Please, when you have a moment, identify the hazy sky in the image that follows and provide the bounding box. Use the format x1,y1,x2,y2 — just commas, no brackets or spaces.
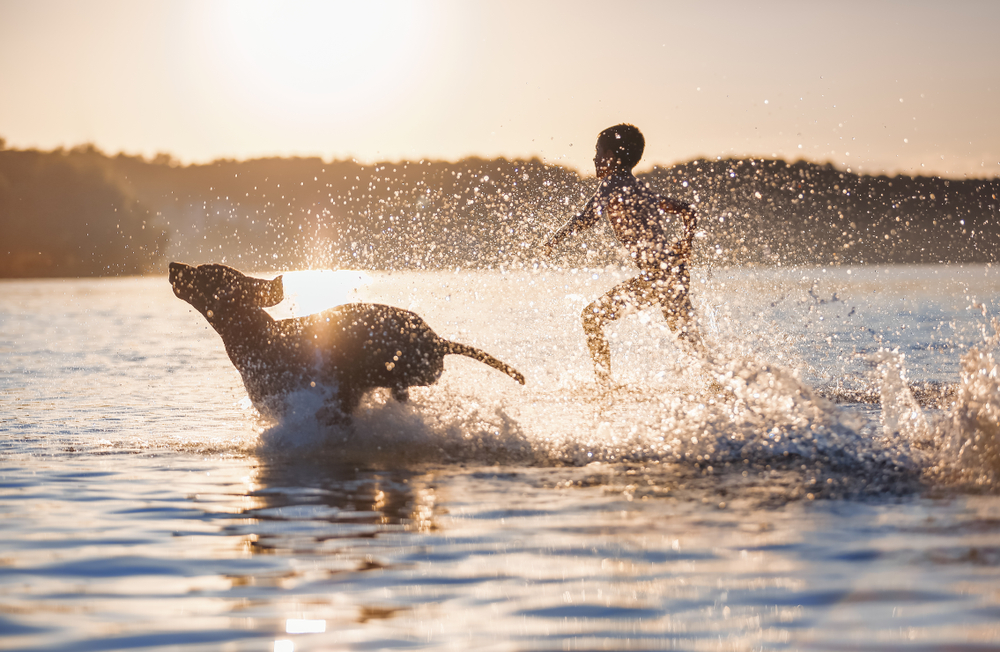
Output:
1,0,998,178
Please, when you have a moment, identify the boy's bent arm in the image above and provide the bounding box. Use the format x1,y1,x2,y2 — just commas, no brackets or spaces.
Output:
658,197,696,223
543,198,602,250
658,197,696,235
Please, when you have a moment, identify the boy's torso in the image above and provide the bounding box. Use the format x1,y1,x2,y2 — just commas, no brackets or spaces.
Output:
593,173,684,269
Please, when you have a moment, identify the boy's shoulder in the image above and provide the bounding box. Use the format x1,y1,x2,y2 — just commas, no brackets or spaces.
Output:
598,171,662,202
598,171,644,194
598,174,693,216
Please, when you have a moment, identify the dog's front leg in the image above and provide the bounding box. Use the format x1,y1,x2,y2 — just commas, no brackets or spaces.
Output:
335,385,364,417
313,383,360,427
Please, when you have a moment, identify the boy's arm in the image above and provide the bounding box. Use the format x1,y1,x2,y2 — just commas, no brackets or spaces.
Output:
542,197,602,253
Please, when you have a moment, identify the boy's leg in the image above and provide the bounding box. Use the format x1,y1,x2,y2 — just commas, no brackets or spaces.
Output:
658,266,706,353
581,275,660,382
581,308,612,382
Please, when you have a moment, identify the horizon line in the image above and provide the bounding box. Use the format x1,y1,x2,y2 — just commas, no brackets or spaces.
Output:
2,138,997,183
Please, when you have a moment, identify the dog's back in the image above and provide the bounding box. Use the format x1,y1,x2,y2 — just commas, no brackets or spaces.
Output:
297,303,446,388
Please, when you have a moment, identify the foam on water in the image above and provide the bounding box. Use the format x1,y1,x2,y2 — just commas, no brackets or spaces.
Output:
257,386,536,465
247,357,907,502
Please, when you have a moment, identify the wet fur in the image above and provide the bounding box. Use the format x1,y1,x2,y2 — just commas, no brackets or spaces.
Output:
169,262,525,422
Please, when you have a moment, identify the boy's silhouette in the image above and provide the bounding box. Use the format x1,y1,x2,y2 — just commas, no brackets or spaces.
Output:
542,123,704,383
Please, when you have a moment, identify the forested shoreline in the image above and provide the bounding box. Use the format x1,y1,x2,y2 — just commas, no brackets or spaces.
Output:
1,140,997,277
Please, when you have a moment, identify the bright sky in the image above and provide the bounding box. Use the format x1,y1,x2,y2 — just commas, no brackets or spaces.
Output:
1,0,998,178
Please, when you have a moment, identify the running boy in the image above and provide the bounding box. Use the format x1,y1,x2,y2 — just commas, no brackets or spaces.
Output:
542,123,703,382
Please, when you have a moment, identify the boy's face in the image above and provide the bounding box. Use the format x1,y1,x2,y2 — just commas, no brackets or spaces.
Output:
594,143,620,179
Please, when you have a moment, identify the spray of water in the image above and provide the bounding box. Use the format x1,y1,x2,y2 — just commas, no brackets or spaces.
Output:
108,149,997,503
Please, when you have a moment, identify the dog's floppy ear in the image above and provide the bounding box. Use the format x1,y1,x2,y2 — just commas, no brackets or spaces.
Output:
227,275,283,307
259,275,284,307
218,271,283,307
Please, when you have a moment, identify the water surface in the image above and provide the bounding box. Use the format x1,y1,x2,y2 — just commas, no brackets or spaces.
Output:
2,266,1000,650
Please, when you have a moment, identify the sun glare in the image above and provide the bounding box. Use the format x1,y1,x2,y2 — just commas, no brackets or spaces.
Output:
210,1,429,120
269,269,372,319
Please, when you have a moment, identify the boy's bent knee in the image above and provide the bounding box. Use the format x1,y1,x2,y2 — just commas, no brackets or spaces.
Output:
581,303,605,333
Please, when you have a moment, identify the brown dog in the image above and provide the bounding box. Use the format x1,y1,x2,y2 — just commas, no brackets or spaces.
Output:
169,262,525,422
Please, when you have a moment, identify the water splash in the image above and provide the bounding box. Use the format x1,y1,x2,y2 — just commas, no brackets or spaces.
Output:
256,386,537,466
247,345,933,504
940,316,1000,486
860,312,1000,492
872,349,931,442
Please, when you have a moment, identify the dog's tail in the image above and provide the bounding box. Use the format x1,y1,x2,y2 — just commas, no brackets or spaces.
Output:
441,341,526,385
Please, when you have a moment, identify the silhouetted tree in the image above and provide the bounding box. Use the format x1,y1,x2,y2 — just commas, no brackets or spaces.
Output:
0,146,166,277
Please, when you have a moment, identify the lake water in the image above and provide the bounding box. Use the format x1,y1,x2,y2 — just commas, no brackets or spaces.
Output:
2,265,1000,651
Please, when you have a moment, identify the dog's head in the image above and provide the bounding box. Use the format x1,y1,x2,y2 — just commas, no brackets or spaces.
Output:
169,262,283,320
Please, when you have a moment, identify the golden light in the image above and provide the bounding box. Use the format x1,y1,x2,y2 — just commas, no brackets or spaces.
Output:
285,619,326,634
270,269,372,319
208,1,431,122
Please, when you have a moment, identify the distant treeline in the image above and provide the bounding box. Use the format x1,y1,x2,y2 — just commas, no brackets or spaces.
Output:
1,139,998,277
0,142,166,277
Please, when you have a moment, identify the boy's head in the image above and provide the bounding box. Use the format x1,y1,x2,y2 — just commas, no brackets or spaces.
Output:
595,124,644,176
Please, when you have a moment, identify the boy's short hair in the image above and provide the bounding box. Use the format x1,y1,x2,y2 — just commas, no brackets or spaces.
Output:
597,124,645,169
